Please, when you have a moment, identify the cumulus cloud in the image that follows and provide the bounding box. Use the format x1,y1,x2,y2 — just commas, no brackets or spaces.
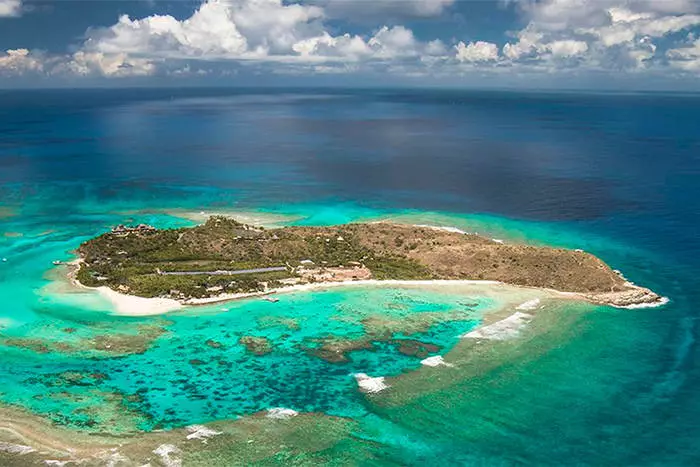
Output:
0,48,156,78
667,35,700,70
455,41,499,62
3,0,700,81
292,32,371,60
82,0,322,59
75,0,446,73
0,0,21,17
293,25,446,64
368,26,420,58
547,40,588,57
581,10,700,47
315,0,455,20
503,27,544,60
503,0,700,70
517,0,611,31
0,0,451,79
58,51,157,77
0,49,44,75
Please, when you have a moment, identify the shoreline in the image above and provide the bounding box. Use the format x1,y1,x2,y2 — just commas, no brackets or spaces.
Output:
182,279,503,305
65,259,182,316
164,208,302,228
65,217,669,317
68,262,668,316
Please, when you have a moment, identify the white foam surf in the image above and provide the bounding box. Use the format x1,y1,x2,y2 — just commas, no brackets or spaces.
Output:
185,425,222,441
420,355,454,367
516,298,541,311
461,311,533,340
266,407,299,419
615,296,670,309
354,373,389,393
413,224,469,235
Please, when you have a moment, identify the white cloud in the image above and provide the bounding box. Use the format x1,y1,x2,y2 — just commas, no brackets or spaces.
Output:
503,0,700,71
316,0,454,19
455,41,499,62
628,36,657,66
584,12,700,47
226,0,325,55
516,0,612,31
667,36,700,70
503,27,546,60
0,49,43,75
292,25,445,62
75,0,445,73
368,26,419,58
547,39,588,57
608,7,653,24
82,0,324,59
402,0,455,17
0,49,156,79
0,0,450,79
292,32,371,60
58,51,157,77
425,39,448,57
3,0,700,82
0,0,21,17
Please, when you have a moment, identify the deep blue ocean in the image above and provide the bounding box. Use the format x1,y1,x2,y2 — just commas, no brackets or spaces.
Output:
1,88,699,465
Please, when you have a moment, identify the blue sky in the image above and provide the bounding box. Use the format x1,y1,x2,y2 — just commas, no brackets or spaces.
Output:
2,0,700,89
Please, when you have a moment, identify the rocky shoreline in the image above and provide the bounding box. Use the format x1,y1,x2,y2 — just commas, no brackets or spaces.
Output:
581,286,668,309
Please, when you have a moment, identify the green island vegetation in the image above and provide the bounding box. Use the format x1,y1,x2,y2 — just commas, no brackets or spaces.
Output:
75,216,661,307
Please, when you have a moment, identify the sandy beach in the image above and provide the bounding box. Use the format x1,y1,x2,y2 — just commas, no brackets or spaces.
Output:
99,279,506,316
95,286,183,316
66,216,668,316
63,254,513,316
64,252,667,317
74,276,667,317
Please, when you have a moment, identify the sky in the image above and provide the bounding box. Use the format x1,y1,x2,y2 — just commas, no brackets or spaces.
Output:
1,0,700,89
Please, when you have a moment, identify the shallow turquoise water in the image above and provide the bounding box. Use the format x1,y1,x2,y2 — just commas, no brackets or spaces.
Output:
0,198,658,438
1,286,490,430
1,205,501,431
0,197,675,429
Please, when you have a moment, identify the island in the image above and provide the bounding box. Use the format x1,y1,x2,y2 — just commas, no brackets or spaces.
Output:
73,216,664,309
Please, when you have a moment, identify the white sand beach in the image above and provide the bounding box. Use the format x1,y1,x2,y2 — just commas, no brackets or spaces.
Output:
99,279,505,316
96,286,183,316
65,274,668,317
183,279,503,304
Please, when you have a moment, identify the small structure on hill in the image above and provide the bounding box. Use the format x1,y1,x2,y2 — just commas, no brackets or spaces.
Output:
111,224,157,235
